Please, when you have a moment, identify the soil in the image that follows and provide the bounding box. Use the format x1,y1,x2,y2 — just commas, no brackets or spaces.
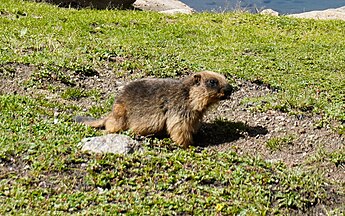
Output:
1,62,344,185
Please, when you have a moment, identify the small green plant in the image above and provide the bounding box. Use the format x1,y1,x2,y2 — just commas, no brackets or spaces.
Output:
0,65,16,77
329,150,345,167
61,87,101,101
266,135,295,151
61,87,87,100
275,169,326,210
337,124,345,136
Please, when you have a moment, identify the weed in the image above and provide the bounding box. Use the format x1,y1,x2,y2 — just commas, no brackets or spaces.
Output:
61,87,86,100
266,135,295,151
329,150,345,167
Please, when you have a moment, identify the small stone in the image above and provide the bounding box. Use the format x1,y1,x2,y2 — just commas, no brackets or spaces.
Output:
245,102,254,108
97,187,106,194
296,114,305,120
276,116,285,121
80,134,141,154
299,129,306,134
260,9,279,16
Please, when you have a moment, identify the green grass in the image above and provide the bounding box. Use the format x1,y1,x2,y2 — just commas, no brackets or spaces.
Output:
1,0,344,121
265,135,295,151
0,0,344,214
0,96,330,214
61,87,100,100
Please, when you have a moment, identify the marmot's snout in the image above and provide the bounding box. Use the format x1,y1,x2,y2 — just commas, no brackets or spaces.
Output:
220,84,234,100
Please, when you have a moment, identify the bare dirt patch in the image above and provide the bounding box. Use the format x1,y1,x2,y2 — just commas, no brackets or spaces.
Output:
1,63,344,185
0,63,122,108
202,79,344,185
0,63,34,95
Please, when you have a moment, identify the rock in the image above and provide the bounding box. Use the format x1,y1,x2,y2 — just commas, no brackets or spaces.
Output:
80,134,141,154
288,6,345,21
134,0,194,14
160,9,193,15
43,0,136,9
260,9,279,16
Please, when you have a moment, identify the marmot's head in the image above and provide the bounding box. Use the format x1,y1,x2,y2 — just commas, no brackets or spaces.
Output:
184,71,234,112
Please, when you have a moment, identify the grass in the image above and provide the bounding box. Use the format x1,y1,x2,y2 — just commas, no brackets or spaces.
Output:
0,0,344,214
0,94,330,214
1,0,344,121
265,135,295,151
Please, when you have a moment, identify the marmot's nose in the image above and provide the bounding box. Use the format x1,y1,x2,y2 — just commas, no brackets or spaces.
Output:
224,84,234,96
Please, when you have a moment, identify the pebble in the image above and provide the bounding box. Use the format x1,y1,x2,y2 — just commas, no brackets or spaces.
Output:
79,134,142,154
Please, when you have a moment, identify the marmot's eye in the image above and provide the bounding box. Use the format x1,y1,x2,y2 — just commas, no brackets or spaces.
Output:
207,79,219,88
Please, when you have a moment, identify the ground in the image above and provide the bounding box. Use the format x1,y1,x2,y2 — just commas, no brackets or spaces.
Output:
1,2,344,213
1,62,344,187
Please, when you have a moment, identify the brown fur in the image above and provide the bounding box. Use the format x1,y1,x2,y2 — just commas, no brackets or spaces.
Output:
78,71,233,148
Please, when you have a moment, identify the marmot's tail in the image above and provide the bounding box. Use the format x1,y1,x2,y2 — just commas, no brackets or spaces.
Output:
74,115,108,129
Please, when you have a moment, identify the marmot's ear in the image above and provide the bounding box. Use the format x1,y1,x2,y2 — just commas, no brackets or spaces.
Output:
193,74,201,85
183,73,201,86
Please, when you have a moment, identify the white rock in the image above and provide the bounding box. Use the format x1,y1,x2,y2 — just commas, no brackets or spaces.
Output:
260,9,279,16
80,134,141,154
288,6,345,21
134,0,194,14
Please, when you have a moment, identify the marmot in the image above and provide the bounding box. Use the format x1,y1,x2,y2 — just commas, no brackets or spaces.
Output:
77,71,233,148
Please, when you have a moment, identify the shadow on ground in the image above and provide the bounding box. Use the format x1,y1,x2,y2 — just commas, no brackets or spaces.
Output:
196,119,268,147
32,0,135,9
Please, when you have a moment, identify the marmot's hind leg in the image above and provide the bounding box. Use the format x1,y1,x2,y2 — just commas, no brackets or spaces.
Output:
77,103,127,133
104,103,128,133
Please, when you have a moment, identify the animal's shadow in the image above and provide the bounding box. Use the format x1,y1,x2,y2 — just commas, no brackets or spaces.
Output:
195,119,268,147
42,0,136,10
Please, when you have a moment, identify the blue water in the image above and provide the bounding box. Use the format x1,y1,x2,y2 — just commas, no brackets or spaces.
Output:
181,0,345,14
